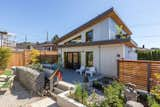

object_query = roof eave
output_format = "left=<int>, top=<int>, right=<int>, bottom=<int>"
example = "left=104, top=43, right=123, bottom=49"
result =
left=58, top=38, right=137, bottom=48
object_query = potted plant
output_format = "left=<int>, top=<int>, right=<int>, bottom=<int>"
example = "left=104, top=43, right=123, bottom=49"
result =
left=115, top=25, right=127, bottom=40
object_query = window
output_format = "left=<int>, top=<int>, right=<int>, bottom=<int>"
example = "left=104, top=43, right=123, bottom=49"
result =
left=65, top=35, right=81, bottom=45
left=86, top=51, right=93, bottom=67
left=86, top=30, right=93, bottom=42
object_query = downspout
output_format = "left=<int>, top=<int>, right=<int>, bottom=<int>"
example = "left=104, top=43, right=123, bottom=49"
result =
left=99, top=45, right=101, bottom=74
left=60, top=48, right=63, bottom=67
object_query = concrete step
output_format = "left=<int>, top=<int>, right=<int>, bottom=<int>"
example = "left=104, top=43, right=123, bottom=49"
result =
left=53, top=87, right=64, bottom=94
left=56, top=81, right=75, bottom=91
left=49, top=91, right=57, bottom=101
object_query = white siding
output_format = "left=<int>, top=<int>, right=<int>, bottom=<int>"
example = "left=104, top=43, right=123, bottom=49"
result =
left=100, top=44, right=124, bottom=77
left=59, top=18, right=112, bottom=45
left=58, top=44, right=125, bottom=77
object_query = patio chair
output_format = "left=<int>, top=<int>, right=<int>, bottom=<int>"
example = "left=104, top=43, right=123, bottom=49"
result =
left=76, top=66, right=85, bottom=75
left=85, top=67, right=96, bottom=77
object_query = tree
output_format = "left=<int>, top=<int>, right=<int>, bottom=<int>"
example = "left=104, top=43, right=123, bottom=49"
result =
left=0, top=47, right=11, bottom=70
left=51, top=35, right=59, bottom=43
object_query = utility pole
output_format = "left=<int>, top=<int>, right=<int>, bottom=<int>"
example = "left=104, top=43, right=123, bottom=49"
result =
left=46, top=32, right=49, bottom=43
left=25, top=35, right=27, bottom=43
left=24, top=35, right=27, bottom=50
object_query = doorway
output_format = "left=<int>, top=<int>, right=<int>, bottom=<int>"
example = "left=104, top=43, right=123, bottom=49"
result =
left=64, top=52, right=81, bottom=69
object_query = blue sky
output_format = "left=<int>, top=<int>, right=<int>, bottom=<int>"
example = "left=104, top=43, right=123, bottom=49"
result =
left=0, top=0, right=160, bottom=48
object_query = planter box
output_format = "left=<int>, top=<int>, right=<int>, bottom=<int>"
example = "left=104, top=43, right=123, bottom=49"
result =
left=57, top=91, right=86, bottom=107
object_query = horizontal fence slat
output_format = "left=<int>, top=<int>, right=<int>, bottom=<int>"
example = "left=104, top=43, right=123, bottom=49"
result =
left=118, top=59, right=160, bottom=91
left=8, top=50, right=58, bottom=68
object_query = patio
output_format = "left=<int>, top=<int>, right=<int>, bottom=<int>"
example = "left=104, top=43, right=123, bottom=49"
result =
left=61, top=68, right=102, bottom=84
left=0, top=81, right=42, bottom=107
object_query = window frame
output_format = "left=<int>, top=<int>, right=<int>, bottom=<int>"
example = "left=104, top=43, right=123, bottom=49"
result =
left=86, top=51, right=93, bottom=67
left=86, top=30, right=93, bottom=42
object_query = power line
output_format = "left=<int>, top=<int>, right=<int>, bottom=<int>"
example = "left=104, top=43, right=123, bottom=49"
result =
left=129, top=23, right=160, bottom=28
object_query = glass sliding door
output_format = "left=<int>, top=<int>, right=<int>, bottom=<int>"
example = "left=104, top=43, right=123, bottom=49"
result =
left=64, top=52, right=81, bottom=69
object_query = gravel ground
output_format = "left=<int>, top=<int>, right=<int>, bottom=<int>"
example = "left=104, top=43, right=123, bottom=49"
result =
left=0, top=81, right=42, bottom=107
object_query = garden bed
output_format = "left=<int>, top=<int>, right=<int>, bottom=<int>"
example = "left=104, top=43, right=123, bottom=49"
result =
left=60, top=81, right=160, bottom=107
left=57, top=91, right=86, bottom=107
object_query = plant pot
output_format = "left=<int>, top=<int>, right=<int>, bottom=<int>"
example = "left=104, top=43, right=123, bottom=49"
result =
left=116, top=35, right=121, bottom=39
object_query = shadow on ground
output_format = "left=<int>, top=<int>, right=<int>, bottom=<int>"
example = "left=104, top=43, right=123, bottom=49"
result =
left=61, top=68, right=102, bottom=84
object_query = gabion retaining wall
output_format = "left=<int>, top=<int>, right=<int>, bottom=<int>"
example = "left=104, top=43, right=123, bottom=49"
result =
left=15, top=66, right=45, bottom=94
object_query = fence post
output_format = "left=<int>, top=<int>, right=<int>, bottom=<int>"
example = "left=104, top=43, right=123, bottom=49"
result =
left=117, top=60, right=120, bottom=80
left=147, top=63, right=151, bottom=92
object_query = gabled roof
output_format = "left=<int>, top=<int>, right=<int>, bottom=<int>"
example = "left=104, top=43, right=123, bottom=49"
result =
left=58, top=8, right=132, bottom=43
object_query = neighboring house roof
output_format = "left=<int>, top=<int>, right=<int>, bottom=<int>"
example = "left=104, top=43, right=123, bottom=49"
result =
left=33, top=43, right=57, bottom=50
left=0, top=31, right=8, bottom=35
left=58, top=38, right=137, bottom=48
left=58, top=7, right=132, bottom=43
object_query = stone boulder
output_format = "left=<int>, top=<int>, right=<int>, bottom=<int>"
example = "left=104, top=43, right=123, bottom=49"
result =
left=15, top=66, right=45, bottom=95
left=126, top=101, right=144, bottom=107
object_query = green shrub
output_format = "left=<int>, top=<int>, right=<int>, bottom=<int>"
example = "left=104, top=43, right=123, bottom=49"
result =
left=27, top=63, right=44, bottom=72
left=30, top=49, right=40, bottom=64
left=148, top=95, right=160, bottom=107
left=151, top=73, right=160, bottom=102
left=103, top=81, right=125, bottom=107
left=138, top=49, right=160, bottom=61
left=3, top=69, right=12, bottom=76
left=0, top=47, right=11, bottom=70
left=88, top=81, right=125, bottom=107
left=41, top=57, right=52, bottom=64
left=71, top=84, right=88, bottom=104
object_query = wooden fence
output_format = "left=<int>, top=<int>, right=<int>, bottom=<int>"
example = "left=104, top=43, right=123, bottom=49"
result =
left=8, top=50, right=58, bottom=68
left=118, top=59, right=160, bottom=91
